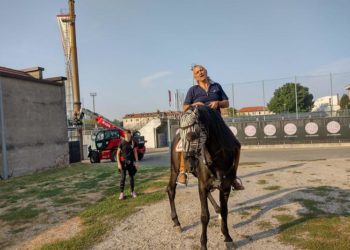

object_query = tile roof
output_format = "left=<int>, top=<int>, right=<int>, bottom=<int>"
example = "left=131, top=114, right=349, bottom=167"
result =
left=123, top=111, right=181, bottom=119
left=238, top=106, right=268, bottom=112
left=0, top=66, right=34, bottom=78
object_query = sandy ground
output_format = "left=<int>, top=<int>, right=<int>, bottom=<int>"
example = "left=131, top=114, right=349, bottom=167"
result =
left=92, top=158, right=350, bottom=250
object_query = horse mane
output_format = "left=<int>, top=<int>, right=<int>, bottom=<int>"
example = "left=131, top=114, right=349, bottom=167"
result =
left=197, top=106, right=239, bottom=151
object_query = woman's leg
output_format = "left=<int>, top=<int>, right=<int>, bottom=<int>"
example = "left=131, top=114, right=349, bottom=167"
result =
left=120, top=168, right=127, bottom=192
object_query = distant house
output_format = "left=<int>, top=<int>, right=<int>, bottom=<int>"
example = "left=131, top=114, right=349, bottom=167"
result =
left=237, top=106, right=273, bottom=116
left=345, top=84, right=350, bottom=98
left=312, top=95, right=340, bottom=112
left=123, top=111, right=181, bottom=130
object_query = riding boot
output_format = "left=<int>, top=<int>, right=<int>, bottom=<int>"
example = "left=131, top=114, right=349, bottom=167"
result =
left=177, top=152, right=187, bottom=185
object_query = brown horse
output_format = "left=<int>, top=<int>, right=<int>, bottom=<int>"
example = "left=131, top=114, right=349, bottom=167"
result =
left=167, top=106, right=241, bottom=250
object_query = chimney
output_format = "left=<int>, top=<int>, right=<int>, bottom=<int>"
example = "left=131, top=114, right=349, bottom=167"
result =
left=21, top=67, right=45, bottom=80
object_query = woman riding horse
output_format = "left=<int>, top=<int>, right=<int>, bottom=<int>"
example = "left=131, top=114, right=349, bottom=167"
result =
left=178, top=64, right=244, bottom=191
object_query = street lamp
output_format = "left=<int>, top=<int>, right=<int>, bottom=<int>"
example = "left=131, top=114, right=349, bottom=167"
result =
left=90, top=92, right=97, bottom=112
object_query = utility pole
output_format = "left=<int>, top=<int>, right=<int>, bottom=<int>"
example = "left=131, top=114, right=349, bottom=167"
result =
left=68, top=0, right=83, bottom=160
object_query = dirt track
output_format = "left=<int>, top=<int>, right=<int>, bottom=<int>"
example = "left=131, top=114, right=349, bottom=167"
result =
left=92, top=158, right=350, bottom=250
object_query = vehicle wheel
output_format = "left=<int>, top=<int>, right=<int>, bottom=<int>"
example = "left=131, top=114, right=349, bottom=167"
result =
left=90, top=151, right=100, bottom=163
left=138, top=153, right=144, bottom=161
left=110, top=150, right=117, bottom=162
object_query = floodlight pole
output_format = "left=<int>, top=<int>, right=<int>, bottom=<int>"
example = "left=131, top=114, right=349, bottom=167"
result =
left=69, top=0, right=83, bottom=160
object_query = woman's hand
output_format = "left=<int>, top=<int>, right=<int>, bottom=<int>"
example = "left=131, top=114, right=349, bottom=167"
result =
left=192, top=102, right=205, bottom=107
left=208, top=101, right=219, bottom=109
left=134, top=162, right=140, bottom=169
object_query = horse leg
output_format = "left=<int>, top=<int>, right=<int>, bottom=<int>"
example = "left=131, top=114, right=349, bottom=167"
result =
left=198, top=182, right=210, bottom=250
left=167, top=163, right=182, bottom=231
left=219, top=187, right=233, bottom=244
left=207, top=192, right=221, bottom=216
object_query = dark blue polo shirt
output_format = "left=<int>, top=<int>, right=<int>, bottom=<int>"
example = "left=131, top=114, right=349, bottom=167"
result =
left=184, top=82, right=228, bottom=112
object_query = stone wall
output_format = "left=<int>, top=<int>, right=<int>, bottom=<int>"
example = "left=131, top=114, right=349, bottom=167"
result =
left=0, top=75, right=69, bottom=177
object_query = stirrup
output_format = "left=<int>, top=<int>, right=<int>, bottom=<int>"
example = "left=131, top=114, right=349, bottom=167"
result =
left=176, top=172, right=189, bottom=186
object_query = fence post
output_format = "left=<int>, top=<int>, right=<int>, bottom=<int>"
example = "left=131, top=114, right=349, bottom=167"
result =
left=330, top=72, right=333, bottom=117
left=262, top=80, right=266, bottom=121
left=231, top=83, right=235, bottom=109
left=294, top=76, right=298, bottom=119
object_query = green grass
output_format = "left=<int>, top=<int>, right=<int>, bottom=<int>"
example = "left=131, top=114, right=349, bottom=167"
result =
left=274, top=207, right=290, bottom=212
left=0, top=205, right=46, bottom=222
left=53, top=197, right=79, bottom=205
left=294, top=158, right=326, bottom=162
left=42, top=185, right=167, bottom=250
left=257, top=179, right=268, bottom=185
left=37, top=188, right=64, bottom=199
left=276, top=186, right=350, bottom=250
left=246, top=205, right=262, bottom=211
left=273, top=214, right=296, bottom=224
left=240, top=162, right=265, bottom=166
left=0, top=162, right=169, bottom=250
left=278, top=215, right=350, bottom=250
left=239, top=211, right=251, bottom=218
left=263, top=185, right=281, bottom=191
left=257, top=220, right=273, bottom=230
left=292, top=171, right=302, bottom=174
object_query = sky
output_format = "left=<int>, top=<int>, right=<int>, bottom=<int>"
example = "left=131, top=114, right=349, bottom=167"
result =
left=1, top=0, right=350, bottom=120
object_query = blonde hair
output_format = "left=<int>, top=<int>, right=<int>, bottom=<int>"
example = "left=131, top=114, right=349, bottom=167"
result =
left=191, top=64, right=213, bottom=85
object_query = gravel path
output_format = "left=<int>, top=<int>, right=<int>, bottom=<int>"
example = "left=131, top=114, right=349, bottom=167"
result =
left=92, top=158, right=350, bottom=250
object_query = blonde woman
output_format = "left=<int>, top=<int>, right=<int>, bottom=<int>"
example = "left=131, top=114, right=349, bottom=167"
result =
left=178, top=65, right=244, bottom=190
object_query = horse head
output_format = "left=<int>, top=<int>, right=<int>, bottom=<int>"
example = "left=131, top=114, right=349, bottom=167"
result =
left=179, top=107, right=207, bottom=173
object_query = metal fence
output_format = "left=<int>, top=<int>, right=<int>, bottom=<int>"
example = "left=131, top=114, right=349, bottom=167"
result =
left=168, top=114, right=350, bottom=146
left=226, top=116, right=350, bottom=145
left=172, top=71, right=350, bottom=113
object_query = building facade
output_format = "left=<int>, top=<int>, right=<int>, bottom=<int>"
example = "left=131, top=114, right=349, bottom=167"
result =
left=123, top=111, right=181, bottom=130
left=237, top=106, right=273, bottom=116
left=0, top=66, right=69, bottom=177
left=311, top=95, right=340, bottom=112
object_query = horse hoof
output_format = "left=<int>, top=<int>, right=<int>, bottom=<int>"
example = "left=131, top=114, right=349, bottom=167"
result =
left=225, top=241, right=236, bottom=249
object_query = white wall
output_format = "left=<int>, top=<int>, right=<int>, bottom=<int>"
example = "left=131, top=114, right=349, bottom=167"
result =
left=139, top=118, right=161, bottom=148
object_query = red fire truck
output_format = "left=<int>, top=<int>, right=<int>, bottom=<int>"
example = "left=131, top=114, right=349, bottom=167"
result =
left=82, top=109, right=146, bottom=163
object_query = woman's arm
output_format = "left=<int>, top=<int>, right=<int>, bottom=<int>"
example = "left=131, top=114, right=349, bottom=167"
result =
left=133, top=146, right=139, bottom=168
left=117, top=148, right=122, bottom=171
left=208, top=100, right=229, bottom=109
left=219, top=100, right=229, bottom=108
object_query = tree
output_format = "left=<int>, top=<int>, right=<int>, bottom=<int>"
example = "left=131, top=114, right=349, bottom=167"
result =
left=339, top=94, right=350, bottom=110
left=267, top=83, right=313, bottom=113
left=112, top=119, right=123, bottom=127
left=226, top=107, right=237, bottom=116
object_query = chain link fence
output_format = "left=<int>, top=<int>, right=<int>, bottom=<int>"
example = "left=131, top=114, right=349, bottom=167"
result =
left=171, top=71, right=350, bottom=116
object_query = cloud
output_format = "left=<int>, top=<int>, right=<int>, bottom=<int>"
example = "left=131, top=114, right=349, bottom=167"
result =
left=139, top=71, right=171, bottom=87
